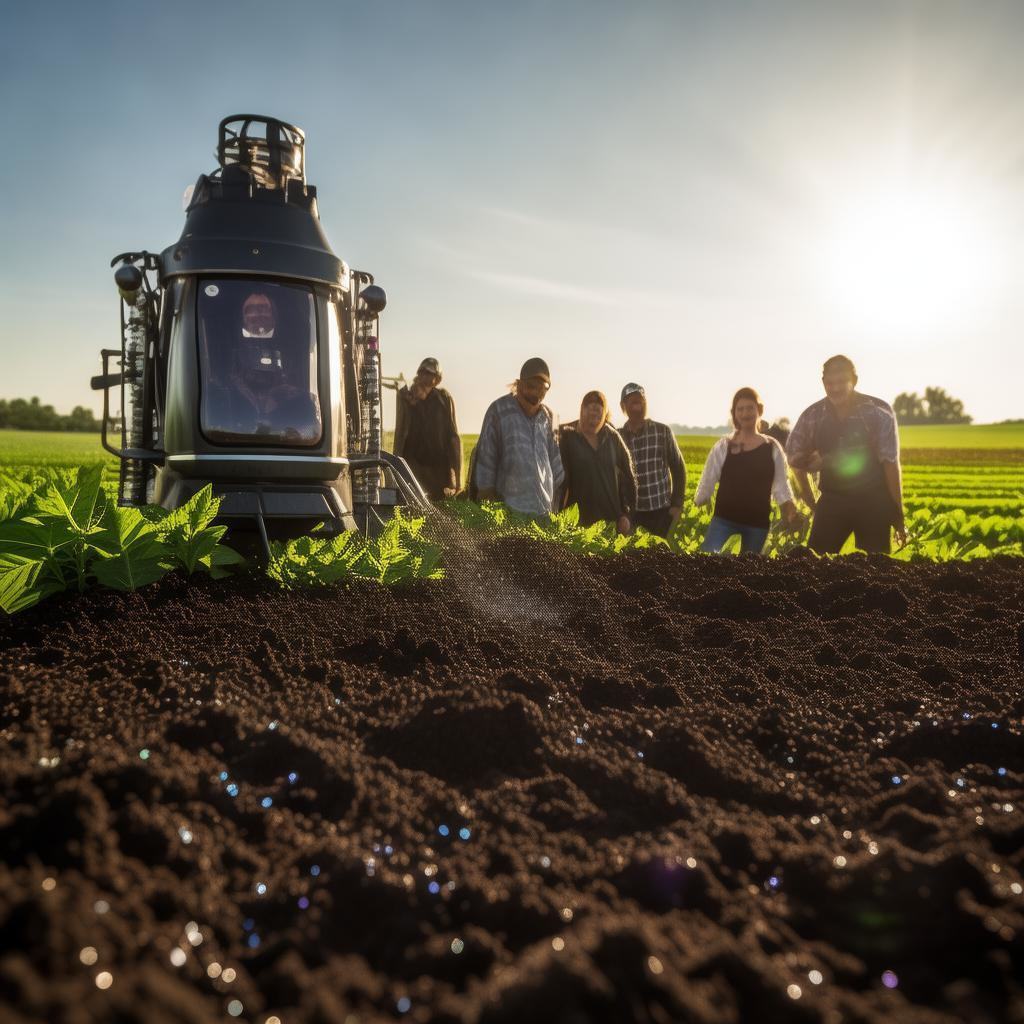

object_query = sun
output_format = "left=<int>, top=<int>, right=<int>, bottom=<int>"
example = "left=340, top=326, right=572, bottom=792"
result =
left=826, top=186, right=994, bottom=335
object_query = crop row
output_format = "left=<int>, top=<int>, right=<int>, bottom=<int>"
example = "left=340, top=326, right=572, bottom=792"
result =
left=0, top=468, right=444, bottom=615
left=2, top=460, right=1021, bottom=615
left=0, top=467, right=244, bottom=614
left=903, top=489, right=1021, bottom=501
left=902, top=467, right=1022, bottom=481
left=903, top=497, right=1023, bottom=518
left=440, top=500, right=1024, bottom=560
left=901, top=464, right=1019, bottom=475
left=9, top=459, right=1014, bottom=509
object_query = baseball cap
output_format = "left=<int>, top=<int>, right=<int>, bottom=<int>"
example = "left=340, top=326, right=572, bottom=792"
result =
left=417, top=357, right=442, bottom=380
left=519, top=357, right=551, bottom=383
left=620, top=382, right=645, bottom=403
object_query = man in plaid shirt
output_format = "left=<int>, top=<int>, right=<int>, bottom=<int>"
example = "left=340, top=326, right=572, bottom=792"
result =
left=618, top=382, right=686, bottom=537
left=787, top=354, right=906, bottom=553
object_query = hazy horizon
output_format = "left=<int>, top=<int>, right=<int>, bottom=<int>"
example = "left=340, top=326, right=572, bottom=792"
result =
left=2, top=0, right=1022, bottom=433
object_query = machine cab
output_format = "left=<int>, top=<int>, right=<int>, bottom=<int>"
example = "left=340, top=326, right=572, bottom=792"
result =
left=91, top=114, right=426, bottom=555
left=196, top=278, right=322, bottom=448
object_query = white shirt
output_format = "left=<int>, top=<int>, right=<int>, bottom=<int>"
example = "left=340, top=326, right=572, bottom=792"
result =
left=693, top=435, right=794, bottom=508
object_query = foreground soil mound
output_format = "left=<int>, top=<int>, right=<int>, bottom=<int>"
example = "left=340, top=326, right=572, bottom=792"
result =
left=1, top=543, right=1022, bottom=1024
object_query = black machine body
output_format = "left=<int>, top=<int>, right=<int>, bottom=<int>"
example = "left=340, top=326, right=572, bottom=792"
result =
left=92, top=115, right=427, bottom=557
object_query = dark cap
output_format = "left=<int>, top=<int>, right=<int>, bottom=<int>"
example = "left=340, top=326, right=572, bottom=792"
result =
left=417, top=357, right=442, bottom=381
left=519, top=357, right=551, bottom=383
left=620, top=382, right=645, bottom=403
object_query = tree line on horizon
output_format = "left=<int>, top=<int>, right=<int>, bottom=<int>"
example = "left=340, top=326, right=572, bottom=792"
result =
left=676, top=385, right=980, bottom=432
left=0, top=386, right=1007, bottom=435
left=674, top=385, right=977, bottom=434
left=0, top=397, right=101, bottom=432
left=892, top=386, right=972, bottom=426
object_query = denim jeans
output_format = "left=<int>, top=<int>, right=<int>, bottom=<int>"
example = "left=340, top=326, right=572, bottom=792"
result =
left=701, top=515, right=769, bottom=554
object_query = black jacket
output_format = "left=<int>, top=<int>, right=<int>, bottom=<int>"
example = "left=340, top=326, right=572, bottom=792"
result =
left=558, top=421, right=638, bottom=525
left=393, top=386, right=462, bottom=495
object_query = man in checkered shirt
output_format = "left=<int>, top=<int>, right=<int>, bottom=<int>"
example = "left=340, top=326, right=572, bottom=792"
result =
left=618, top=383, right=686, bottom=538
left=786, top=354, right=906, bottom=553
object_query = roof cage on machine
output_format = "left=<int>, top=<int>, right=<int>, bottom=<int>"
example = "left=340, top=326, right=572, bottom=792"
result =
left=217, top=115, right=305, bottom=190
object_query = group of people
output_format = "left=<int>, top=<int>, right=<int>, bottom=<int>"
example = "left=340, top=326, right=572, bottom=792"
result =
left=393, top=353, right=905, bottom=555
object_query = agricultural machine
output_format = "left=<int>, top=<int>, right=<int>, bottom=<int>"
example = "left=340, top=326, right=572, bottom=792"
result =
left=91, top=114, right=427, bottom=559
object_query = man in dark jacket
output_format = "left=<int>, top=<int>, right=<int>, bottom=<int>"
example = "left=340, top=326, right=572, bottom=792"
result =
left=393, top=357, right=462, bottom=501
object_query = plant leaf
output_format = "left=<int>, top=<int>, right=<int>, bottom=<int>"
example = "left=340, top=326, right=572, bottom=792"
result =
left=34, top=465, right=105, bottom=533
left=0, top=516, right=77, bottom=561
left=91, top=506, right=168, bottom=591
left=201, top=545, right=248, bottom=580
left=0, top=552, right=45, bottom=614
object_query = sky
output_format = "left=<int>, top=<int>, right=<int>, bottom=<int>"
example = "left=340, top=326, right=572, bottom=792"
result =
left=1, top=0, right=1022, bottom=431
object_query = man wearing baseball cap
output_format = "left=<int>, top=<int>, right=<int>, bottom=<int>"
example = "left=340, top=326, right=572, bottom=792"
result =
left=618, top=382, right=686, bottom=537
left=473, top=357, right=564, bottom=516
left=394, top=357, right=462, bottom=501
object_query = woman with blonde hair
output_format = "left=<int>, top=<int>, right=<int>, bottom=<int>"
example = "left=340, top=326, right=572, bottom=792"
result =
left=694, top=387, right=799, bottom=553
left=559, top=391, right=637, bottom=533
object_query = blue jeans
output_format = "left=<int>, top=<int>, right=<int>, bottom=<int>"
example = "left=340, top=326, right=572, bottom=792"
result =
left=701, top=515, right=769, bottom=554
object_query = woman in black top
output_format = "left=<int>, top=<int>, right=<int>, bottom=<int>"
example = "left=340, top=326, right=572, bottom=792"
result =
left=559, top=391, right=638, bottom=533
left=694, top=387, right=799, bottom=553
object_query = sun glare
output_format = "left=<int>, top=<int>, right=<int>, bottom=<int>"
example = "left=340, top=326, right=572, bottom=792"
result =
left=827, top=187, right=994, bottom=335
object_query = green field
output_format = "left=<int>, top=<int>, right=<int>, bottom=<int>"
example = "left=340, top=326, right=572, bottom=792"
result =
left=3, top=424, right=1022, bottom=500
left=898, top=422, right=1024, bottom=448
left=460, top=424, right=1024, bottom=474
left=1, top=425, right=1021, bottom=560
left=2, top=421, right=1021, bottom=469
left=0, top=430, right=114, bottom=468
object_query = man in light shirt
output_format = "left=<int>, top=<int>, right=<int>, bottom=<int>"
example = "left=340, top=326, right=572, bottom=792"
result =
left=474, top=357, right=564, bottom=517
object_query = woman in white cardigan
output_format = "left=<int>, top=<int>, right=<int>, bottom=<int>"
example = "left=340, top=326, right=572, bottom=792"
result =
left=694, top=387, right=799, bottom=553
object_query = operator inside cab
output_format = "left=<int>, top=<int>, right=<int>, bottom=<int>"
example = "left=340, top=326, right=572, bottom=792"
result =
left=232, top=292, right=291, bottom=412
left=198, top=280, right=322, bottom=446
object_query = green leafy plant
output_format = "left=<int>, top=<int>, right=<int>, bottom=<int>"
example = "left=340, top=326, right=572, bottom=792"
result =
left=91, top=505, right=170, bottom=591
left=443, top=495, right=1023, bottom=563
left=142, top=485, right=247, bottom=577
left=0, top=469, right=244, bottom=614
left=0, top=473, right=36, bottom=523
left=266, top=531, right=366, bottom=588
left=268, top=507, right=443, bottom=588
left=442, top=500, right=668, bottom=556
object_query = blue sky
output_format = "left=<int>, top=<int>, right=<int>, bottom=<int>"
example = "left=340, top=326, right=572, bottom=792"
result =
left=1, top=0, right=1022, bottom=430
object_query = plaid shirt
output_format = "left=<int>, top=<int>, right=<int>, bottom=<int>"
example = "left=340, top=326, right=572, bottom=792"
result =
left=787, top=392, right=899, bottom=495
left=475, top=393, right=565, bottom=516
left=618, top=419, right=686, bottom=512
left=786, top=393, right=899, bottom=470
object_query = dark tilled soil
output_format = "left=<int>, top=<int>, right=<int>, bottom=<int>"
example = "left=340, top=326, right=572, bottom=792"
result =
left=1, top=539, right=1023, bottom=1024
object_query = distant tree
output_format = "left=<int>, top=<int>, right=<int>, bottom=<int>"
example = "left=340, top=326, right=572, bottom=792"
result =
left=923, top=386, right=972, bottom=425
left=893, top=388, right=971, bottom=425
left=0, top=396, right=101, bottom=432
left=64, top=405, right=101, bottom=432
left=893, top=392, right=926, bottom=425
left=763, top=417, right=791, bottom=446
